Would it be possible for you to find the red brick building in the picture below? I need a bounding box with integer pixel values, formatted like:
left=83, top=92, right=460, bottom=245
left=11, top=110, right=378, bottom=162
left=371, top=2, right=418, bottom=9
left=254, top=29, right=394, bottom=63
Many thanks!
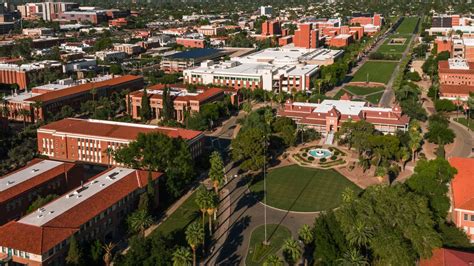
left=4, top=75, right=144, bottom=123
left=438, top=59, right=474, bottom=86
left=449, top=157, right=474, bottom=243
left=262, top=20, right=281, bottom=36
left=278, top=99, right=409, bottom=135
left=0, top=159, right=84, bottom=226
left=109, top=18, right=127, bottom=27
left=176, top=38, right=206, bottom=48
left=0, top=62, right=62, bottom=89
left=37, top=118, right=205, bottom=164
left=278, top=36, right=293, bottom=46
left=440, top=84, right=474, bottom=104
left=328, top=34, right=353, bottom=47
left=0, top=167, right=161, bottom=265
left=349, top=13, right=382, bottom=27
left=435, top=37, right=453, bottom=55
left=127, top=85, right=225, bottom=122
left=294, top=24, right=319, bottom=49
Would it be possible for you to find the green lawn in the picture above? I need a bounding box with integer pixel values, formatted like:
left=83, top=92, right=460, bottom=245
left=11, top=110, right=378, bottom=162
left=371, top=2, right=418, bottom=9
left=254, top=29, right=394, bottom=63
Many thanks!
left=455, top=117, right=474, bottom=131
left=345, top=86, right=385, bottom=96
left=377, top=37, right=408, bottom=54
left=245, top=224, right=291, bottom=266
left=333, top=89, right=353, bottom=100
left=394, top=17, right=420, bottom=35
left=351, top=61, right=398, bottom=84
left=366, top=91, right=384, bottom=105
left=250, top=165, right=361, bottom=212
left=150, top=190, right=200, bottom=245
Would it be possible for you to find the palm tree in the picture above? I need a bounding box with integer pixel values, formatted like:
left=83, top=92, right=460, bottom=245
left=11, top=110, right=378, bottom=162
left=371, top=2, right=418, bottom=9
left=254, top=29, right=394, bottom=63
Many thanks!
left=282, top=238, right=302, bottom=266
left=127, top=209, right=153, bottom=237
left=408, top=120, right=422, bottom=162
left=206, top=191, right=219, bottom=233
left=91, top=87, right=97, bottom=102
left=102, top=242, right=116, bottom=266
left=209, top=151, right=225, bottom=193
left=298, top=224, right=314, bottom=266
left=346, top=220, right=373, bottom=248
left=18, top=109, right=30, bottom=127
left=195, top=186, right=210, bottom=229
left=399, top=147, right=411, bottom=170
left=337, top=249, right=368, bottom=266
left=172, top=246, right=193, bottom=266
left=32, top=101, right=43, bottom=123
left=263, top=254, right=284, bottom=266
left=105, top=147, right=114, bottom=168
left=185, top=221, right=204, bottom=266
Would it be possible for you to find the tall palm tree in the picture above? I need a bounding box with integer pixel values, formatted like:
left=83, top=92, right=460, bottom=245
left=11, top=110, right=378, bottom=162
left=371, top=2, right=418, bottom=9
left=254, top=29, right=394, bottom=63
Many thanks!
left=102, top=242, right=116, bottom=266
left=185, top=221, right=204, bottom=266
left=282, top=238, right=302, bottom=266
left=337, top=249, right=368, bottom=266
left=32, top=101, right=43, bottom=123
left=172, top=246, right=193, bottom=266
left=127, top=209, right=153, bottom=237
left=195, top=186, right=210, bottom=229
left=298, top=224, right=314, bottom=266
left=105, top=147, right=114, bottom=168
left=206, top=191, right=219, bottom=233
left=209, top=151, right=225, bottom=193
left=408, top=120, right=422, bottom=162
left=263, top=254, right=283, bottom=266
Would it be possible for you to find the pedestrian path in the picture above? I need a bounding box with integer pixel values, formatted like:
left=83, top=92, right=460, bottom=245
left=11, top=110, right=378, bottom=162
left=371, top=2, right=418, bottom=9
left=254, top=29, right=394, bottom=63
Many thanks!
left=325, top=132, right=335, bottom=145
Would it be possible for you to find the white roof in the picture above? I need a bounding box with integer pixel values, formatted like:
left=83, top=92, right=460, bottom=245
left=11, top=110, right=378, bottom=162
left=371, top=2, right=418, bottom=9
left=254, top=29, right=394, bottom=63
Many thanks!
left=0, top=160, right=64, bottom=193
left=463, top=38, right=474, bottom=46
left=5, top=92, right=41, bottom=103
left=291, top=99, right=393, bottom=116
left=20, top=168, right=135, bottom=226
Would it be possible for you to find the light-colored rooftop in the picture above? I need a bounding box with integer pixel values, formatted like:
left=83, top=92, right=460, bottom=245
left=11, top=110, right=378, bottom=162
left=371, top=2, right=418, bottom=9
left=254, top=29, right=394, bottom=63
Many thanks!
left=5, top=92, right=41, bottom=103
left=448, top=58, right=470, bottom=70
left=0, top=160, right=64, bottom=193
left=463, top=38, right=474, bottom=46
left=20, top=167, right=135, bottom=226
left=291, top=99, right=393, bottom=116
left=0, top=61, right=61, bottom=71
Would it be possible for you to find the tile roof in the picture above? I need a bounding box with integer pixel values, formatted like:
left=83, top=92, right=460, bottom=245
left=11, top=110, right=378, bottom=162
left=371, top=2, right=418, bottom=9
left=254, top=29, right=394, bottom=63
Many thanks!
left=0, top=159, right=75, bottom=204
left=440, top=84, right=474, bottom=95
left=0, top=169, right=162, bottom=255
left=132, top=84, right=224, bottom=103
left=420, top=248, right=474, bottom=266
left=38, top=118, right=203, bottom=141
left=450, top=157, right=474, bottom=211
left=26, top=75, right=143, bottom=103
left=438, top=60, right=474, bottom=74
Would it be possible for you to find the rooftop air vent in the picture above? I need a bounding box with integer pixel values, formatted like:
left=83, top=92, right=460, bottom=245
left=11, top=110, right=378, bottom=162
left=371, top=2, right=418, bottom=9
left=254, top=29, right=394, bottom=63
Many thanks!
left=7, top=181, right=14, bottom=185
left=32, top=169, right=39, bottom=173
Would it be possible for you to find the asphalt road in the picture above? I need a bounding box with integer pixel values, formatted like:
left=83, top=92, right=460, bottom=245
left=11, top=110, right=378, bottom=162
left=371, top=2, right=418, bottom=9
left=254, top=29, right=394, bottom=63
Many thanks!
left=448, top=120, right=473, bottom=158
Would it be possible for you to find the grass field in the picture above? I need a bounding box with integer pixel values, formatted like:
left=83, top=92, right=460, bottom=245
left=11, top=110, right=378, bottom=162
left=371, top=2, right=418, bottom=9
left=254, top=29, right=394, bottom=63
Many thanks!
left=150, top=190, right=200, bottom=245
left=250, top=165, right=361, bottom=212
left=351, top=61, right=398, bottom=84
left=455, top=117, right=474, bottom=131
left=377, top=37, right=408, bottom=54
left=345, top=86, right=385, bottom=96
left=333, top=89, right=352, bottom=99
left=366, top=91, right=384, bottom=104
left=245, top=224, right=291, bottom=266
left=394, top=17, right=420, bottom=35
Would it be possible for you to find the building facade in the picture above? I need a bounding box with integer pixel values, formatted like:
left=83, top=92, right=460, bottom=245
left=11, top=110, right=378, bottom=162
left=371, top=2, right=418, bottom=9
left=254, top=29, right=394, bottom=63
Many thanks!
left=37, top=118, right=205, bottom=164
left=176, top=37, right=206, bottom=48
left=450, top=157, right=474, bottom=243
left=277, top=98, right=409, bottom=135
left=0, top=159, right=84, bottom=226
left=0, top=167, right=161, bottom=265
left=0, top=61, right=62, bottom=89
left=294, top=24, right=319, bottom=49
left=438, top=58, right=474, bottom=86
left=127, top=85, right=225, bottom=122
left=3, top=75, right=144, bottom=123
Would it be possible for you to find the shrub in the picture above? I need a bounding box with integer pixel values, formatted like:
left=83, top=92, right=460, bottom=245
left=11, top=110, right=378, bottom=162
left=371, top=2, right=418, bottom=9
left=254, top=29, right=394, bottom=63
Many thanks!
left=334, top=151, right=340, bottom=156
left=302, top=152, right=307, bottom=157
left=320, top=158, right=327, bottom=163
left=330, top=155, right=337, bottom=160
left=308, top=156, right=315, bottom=161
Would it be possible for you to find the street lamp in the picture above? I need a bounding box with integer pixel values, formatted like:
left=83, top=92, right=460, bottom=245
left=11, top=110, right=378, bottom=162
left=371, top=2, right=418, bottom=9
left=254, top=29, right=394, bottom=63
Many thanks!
left=262, top=136, right=269, bottom=246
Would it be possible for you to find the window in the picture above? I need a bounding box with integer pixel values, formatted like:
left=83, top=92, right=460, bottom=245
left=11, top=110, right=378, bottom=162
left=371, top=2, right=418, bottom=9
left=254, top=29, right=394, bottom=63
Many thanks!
left=465, top=214, right=469, bottom=220
left=471, top=215, right=474, bottom=222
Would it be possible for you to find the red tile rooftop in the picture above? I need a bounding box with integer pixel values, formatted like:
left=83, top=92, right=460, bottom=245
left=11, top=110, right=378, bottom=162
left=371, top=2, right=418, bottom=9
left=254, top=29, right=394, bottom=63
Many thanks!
left=0, top=168, right=161, bottom=255
left=420, top=248, right=474, bottom=266
left=440, top=84, right=474, bottom=94
left=26, top=75, right=143, bottom=103
left=38, top=118, right=203, bottom=141
left=449, top=157, right=474, bottom=211
left=133, top=84, right=224, bottom=103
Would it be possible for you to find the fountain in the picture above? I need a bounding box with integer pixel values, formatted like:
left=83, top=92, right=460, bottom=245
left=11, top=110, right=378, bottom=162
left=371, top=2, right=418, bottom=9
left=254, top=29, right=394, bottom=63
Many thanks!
left=308, top=148, right=333, bottom=159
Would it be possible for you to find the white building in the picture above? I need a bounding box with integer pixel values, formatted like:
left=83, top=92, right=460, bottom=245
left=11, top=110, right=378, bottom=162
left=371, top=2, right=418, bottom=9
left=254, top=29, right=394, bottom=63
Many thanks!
left=260, top=6, right=273, bottom=17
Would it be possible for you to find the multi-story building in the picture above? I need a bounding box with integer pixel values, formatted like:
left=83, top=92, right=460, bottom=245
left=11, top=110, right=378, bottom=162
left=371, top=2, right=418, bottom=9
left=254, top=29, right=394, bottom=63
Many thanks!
left=449, top=157, right=474, bottom=243
left=349, top=12, right=382, bottom=27
left=438, top=58, right=474, bottom=86
left=0, top=159, right=84, bottom=226
left=328, top=34, right=353, bottom=47
left=0, top=61, right=62, bottom=89
left=0, top=167, right=161, bottom=265
left=3, top=75, right=144, bottom=122
left=260, top=6, right=272, bottom=17
left=95, top=51, right=127, bottom=62
left=294, top=24, right=319, bottom=49
left=176, top=37, right=206, bottom=49
left=58, top=10, right=108, bottom=25
left=17, top=2, right=79, bottom=21
left=277, top=98, right=409, bottom=135
left=262, top=21, right=281, bottom=36
left=37, top=118, right=205, bottom=163
left=183, top=47, right=343, bottom=92
left=22, top=28, right=54, bottom=37
left=432, top=14, right=459, bottom=28
left=196, top=25, right=226, bottom=36
left=160, top=48, right=229, bottom=73
left=127, top=85, right=225, bottom=122
left=113, top=43, right=142, bottom=56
